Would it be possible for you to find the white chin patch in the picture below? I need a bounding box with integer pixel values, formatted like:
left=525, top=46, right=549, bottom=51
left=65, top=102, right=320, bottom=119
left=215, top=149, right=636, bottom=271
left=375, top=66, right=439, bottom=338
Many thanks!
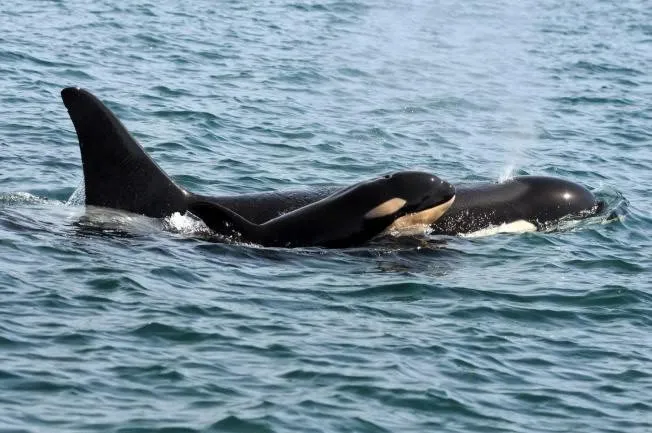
left=461, top=220, right=537, bottom=238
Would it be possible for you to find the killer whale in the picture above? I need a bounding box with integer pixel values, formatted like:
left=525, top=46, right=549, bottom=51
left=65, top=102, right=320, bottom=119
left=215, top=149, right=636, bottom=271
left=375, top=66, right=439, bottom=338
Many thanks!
left=60, top=87, right=601, bottom=238
left=189, top=171, right=455, bottom=247
left=431, top=176, right=600, bottom=235
left=60, top=87, right=455, bottom=247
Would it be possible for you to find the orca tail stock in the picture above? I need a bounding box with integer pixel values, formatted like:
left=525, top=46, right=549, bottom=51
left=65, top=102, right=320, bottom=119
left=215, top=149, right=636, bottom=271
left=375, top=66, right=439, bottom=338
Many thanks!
left=61, top=87, right=190, bottom=218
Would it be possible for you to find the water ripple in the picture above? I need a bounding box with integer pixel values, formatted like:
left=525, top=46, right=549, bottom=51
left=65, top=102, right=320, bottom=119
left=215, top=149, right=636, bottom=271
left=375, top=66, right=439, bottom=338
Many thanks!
left=0, top=0, right=650, bottom=432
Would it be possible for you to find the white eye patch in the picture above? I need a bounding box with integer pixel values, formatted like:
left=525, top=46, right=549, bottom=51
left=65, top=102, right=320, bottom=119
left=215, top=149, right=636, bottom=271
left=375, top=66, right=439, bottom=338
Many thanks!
left=364, top=197, right=407, bottom=219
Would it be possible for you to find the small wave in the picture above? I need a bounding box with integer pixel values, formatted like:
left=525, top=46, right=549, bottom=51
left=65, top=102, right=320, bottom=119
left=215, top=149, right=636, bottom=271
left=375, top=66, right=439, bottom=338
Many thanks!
left=110, top=364, right=185, bottom=383
left=131, top=322, right=232, bottom=344
left=572, top=61, right=644, bottom=77
left=113, top=427, right=199, bottom=433
left=552, top=96, right=634, bottom=106
left=209, top=415, right=276, bottom=433
left=0, top=49, right=70, bottom=67
left=0, top=192, right=46, bottom=205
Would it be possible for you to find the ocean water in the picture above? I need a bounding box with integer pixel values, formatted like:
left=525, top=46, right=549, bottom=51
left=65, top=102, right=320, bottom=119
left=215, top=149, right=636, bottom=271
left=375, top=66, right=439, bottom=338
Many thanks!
left=0, top=1, right=650, bottom=432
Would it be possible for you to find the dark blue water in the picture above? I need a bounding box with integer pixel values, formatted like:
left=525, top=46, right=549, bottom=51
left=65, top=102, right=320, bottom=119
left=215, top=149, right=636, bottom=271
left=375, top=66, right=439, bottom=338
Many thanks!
left=1, top=1, right=650, bottom=432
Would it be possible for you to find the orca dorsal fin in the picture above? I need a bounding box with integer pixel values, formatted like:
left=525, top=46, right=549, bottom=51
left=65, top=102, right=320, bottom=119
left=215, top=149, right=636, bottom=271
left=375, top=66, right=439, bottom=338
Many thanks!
left=188, top=200, right=263, bottom=243
left=61, top=87, right=189, bottom=218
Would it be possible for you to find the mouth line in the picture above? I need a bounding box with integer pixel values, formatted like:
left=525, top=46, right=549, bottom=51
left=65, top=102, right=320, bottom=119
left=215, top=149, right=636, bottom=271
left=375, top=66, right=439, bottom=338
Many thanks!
left=411, top=192, right=456, bottom=214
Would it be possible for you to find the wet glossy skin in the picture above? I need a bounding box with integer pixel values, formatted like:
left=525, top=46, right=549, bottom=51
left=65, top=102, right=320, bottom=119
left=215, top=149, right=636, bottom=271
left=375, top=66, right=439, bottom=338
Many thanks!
left=62, top=87, right=600, bottom=242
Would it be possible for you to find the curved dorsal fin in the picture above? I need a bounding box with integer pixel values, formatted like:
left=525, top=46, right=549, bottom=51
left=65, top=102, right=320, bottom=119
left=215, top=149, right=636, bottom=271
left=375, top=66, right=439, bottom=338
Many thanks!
left=61, top=87, right=189, bottom=218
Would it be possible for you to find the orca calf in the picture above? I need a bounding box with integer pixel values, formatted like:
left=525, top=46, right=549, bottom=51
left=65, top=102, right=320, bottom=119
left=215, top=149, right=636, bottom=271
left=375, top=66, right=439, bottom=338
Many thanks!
left=60, top=87, right=601, bottom=240
left=189, top=172, right=455, bottom=247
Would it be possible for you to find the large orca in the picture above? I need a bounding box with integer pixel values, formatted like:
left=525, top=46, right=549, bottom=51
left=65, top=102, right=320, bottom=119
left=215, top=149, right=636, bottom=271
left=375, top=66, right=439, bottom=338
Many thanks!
left=60, top=87, right=455, bottom=247
left=60, top=87, right=601, bottom=240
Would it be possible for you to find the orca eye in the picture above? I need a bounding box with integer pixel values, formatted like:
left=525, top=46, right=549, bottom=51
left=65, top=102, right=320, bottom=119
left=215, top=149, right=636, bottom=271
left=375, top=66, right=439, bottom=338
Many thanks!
left=384, top=174, right=391, bottom=179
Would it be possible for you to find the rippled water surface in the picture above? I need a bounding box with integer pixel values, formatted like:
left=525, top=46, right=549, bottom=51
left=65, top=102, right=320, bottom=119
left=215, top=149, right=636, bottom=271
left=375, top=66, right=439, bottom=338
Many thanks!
left=1, top=1, right=650, bottom=432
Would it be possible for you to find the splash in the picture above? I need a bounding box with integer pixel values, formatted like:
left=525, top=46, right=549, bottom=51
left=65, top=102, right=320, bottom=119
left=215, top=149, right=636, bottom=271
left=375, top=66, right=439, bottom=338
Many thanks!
left=0, top=192, right=44, bottom=204
left=498, top=164, right=516, bottom=182
left=66, top=182, right=85, bottom=206
left=164, top=212, right=211, bottom=235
